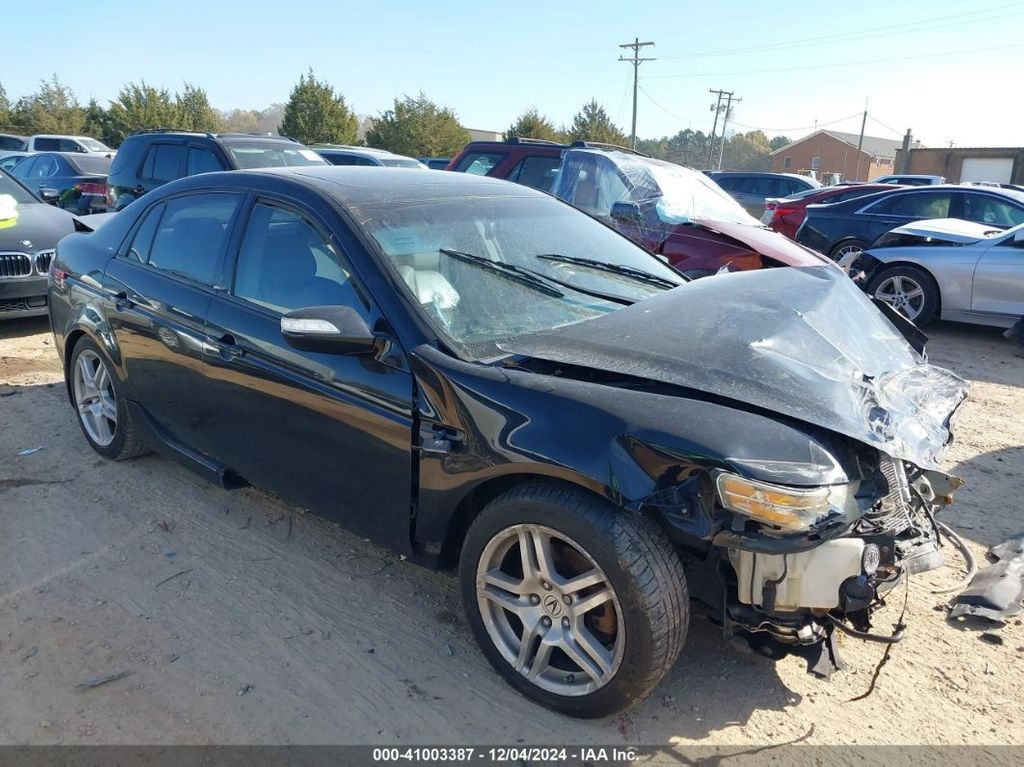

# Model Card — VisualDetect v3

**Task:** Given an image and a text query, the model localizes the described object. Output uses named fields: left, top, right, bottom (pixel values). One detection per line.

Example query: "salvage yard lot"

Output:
left=1, top=316, right=1022, bottom=746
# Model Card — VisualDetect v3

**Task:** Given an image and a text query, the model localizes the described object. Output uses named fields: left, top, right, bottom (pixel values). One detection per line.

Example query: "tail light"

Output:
left=75, top=182, right=107, bottom=197
left=763, top=200, right=778, bottom=211
left=773, top=206, right=801, bottom=219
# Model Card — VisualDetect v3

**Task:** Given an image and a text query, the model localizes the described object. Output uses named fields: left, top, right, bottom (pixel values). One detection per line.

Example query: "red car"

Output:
left=763, top=184, right=898, bottom=240
left=551, top=148, right=826, bottom=277
left=445, top=138, right=567, bottom=191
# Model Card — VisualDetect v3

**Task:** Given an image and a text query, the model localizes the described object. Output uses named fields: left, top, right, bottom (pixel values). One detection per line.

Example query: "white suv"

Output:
left=24, top=135, right=114, bottom=154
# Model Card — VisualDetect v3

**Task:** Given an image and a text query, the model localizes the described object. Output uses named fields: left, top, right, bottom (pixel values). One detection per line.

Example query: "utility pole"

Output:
left=855, top=100, right=868, bottom=181
left=707, top=89, right=725, bottom=169
left=619, top=38, right=656, bottom=150
left=716, top=91, right=740, bottom=170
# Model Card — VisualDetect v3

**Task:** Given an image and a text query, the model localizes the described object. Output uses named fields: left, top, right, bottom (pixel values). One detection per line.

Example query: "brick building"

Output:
left=894, top=145, right=1024, bottom=184
left=770, top=129, right=901, bottom=182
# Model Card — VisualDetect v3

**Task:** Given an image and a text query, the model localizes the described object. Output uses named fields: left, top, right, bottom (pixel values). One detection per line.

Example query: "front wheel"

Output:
left=829, top=239, right=869, bottom=272
left=459, top=483, right=689, bottom=717
left=867, top=265, right=940, bottom=326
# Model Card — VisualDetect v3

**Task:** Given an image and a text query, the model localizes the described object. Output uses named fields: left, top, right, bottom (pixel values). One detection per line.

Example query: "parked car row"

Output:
left=0, top=132, right=115, bottom=154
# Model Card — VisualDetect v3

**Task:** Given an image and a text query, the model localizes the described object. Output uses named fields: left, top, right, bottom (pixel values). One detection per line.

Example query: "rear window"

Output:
left=379, top=158, right=424, bottom=168
left=454, top=152, right=507, bottom=175
left=0, top=136, right=25, bottom=151
left=221, top=140, right=327, bottom=169
left=68, top=155, right=113, bottom=174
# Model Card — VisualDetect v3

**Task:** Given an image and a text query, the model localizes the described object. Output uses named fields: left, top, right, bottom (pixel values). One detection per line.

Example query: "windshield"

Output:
left=221, top=140, right=328, bottom=169
left=0, top=171, right=39, bottom=206
left=79, top=138, right=112, bottom=152
left=355, top=194, right=685, bottom=360
left=554, top=149, right=758, bottom=230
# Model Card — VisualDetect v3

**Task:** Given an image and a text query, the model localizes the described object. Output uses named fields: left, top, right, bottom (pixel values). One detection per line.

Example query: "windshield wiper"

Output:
left=536, top=254, right=681, bottom=290
left=438, top=248, right=564, bottom=298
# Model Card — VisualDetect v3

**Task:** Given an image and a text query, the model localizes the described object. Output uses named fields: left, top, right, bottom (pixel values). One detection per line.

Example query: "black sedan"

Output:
left=10, top=151, right=113, bottom=214
left=796, top=184, right=1024, bottom=263
left=0, top=169, right=81, bottom=318
left=50, top=167, right=967, bottom=716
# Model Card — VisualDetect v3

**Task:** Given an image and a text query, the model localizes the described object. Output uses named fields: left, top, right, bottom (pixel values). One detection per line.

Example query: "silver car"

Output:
left=853, top=218, right=1024, bottom=327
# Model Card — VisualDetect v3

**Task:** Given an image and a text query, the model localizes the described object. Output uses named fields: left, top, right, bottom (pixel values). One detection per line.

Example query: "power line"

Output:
left=655, top=3, right=1024, bottom=59
left=866, top=115, right=905, bottom=138
left=647, top=41, right=1024, bottom=80
left=728, top=112, right=863, bottom=134
left=618, top=38, right=656, bottom=150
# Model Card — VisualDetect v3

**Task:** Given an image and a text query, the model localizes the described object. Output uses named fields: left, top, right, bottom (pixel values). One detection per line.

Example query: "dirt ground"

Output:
left=1, top=315, right=1022, bottom=747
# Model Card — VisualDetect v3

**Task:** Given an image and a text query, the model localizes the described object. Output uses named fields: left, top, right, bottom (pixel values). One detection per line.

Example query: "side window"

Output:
left=509, top=155, right=561, bottom=191
left=783, top=156, right=792, bottom=169
left=147, top=193, right=240, bottom=285
left=713, top=175, right=739, bottom=192
left=34, top=138, right=59, bottom=151
left=869, top=192, right=951, bottom=218
left=11, top=157, right=36, bottom=178
left=328, top=154, right=359, bottom=166
left=962, top=194, right=1024, bottom=227
left=454, top=152, right=506, bottom=176
left=58, top=139, right=80, bottom=152
left=141, top=144, right=184, bottom=182
left=232, top=202, right=366, bottom=315
left=125, top=203, right=165, bottom=263
left=32, top=156, right=59, bottom=178
left=186, top=147, right=224, bottom=176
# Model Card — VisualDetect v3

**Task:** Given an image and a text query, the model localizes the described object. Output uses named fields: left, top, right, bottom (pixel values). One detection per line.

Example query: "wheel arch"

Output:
left=426, top=471, right=621, bottom=570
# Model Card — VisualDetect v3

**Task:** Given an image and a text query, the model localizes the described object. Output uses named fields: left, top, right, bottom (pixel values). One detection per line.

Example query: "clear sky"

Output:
left=4, top=0, right=1023, bottom=147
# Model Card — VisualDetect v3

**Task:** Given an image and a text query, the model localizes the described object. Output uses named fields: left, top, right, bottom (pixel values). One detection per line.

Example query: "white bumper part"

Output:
left=729, top=538, right=865, bottom=611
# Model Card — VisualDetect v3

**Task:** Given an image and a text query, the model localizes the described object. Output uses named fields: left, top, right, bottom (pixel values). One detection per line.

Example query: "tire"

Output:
left=69, top=335, right=149, bottom=461
left=867, top=264, right=940, bottom=326
left=459, top=482, right=689, bottom=717
left=828, top=239, right=869, bottom=271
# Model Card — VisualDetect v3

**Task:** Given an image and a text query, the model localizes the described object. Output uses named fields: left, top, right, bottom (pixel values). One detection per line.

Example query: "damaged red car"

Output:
left=551, top=148, right=827, bottom=278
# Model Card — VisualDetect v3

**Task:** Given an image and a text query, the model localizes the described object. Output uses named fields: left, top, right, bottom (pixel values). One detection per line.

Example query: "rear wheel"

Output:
left=459, top=483, right=689, bottom=717
left=69, top=336, right=149, bottom=461
left=867, top=265, right=940, bottom=326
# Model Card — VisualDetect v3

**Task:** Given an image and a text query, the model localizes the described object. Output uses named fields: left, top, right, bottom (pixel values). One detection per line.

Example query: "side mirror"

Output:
left=39, top=188, right=60, bottom=204
left=1014, top=229, right=1024, bottom=248
left=610, top=200, right=643, bottom=224
left=280, top=305, right=377, bottom=355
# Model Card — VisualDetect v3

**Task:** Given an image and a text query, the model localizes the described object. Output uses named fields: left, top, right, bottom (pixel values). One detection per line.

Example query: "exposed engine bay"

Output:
left=716, top=454, right=963, bottom=676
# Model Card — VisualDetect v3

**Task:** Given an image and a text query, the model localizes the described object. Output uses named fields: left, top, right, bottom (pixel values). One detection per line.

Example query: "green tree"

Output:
left=365, top=92, right=470, bottom=156
left=82, top=98, right=112, bottom=145
left=176, top=83, right=221, bottom=133
left=220, top=108, right=260, bottom=133
left=105, top=82, right=180, bottom=146
left=279, top=70, right=357, bottom=145
left=769, top=135, right=792, bottom=151
left=10, top=75, right=85, bottom=134
left=720, top=130, right=772, bottom=171
left=506, top=108, right=563, bottom=142
left=566, top=100, right=627, bottom=145
left=0, top=82, right=10, bottom=128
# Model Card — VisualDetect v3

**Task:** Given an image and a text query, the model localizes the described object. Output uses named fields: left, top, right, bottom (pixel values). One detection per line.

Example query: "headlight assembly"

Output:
left=716, top=472, right=847, bottom=532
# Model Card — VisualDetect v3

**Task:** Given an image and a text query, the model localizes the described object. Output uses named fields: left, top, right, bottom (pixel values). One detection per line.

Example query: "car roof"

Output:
left=169, top=166, right=542, bottom=206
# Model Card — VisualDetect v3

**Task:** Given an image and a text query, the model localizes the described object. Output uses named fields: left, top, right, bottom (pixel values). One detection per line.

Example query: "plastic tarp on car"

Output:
left=551, top=149, right=758, bottom=242
left=500, top=263, right=969, bottom=471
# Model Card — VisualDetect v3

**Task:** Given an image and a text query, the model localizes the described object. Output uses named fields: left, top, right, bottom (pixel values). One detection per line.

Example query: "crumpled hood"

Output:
left=693, top=218, right=828, bottom=267
left=500, top=265, right=968, bottom=470
left=883, top=217, right=1006, bottom=245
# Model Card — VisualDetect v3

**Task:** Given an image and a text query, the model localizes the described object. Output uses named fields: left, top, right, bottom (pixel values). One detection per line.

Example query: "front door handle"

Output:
left=205, top=333, right=244, bottom=360
left=111, top=290, right=133, bottom=311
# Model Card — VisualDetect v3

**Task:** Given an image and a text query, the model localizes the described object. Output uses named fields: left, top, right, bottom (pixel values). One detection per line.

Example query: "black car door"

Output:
left=102, top=191, right=243, bottom=447
left=861, top=190, right=956, bottom=243
left=200, top=195, right=415, bottom=548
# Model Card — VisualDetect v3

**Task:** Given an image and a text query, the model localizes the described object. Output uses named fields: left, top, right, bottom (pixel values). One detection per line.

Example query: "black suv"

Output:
left=106, top=130, right=327, bottom=210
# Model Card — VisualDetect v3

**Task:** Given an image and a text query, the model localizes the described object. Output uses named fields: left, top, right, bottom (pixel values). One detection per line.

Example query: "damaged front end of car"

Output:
left=704, top=457, right=963, bottom=676
left=497, top=264, right=970, bottom=677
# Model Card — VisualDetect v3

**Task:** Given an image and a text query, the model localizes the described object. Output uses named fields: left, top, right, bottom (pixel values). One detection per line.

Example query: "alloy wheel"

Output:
left=73, top=350, right=117, bottom=446
left=833, top=243, right=865, bottom=274
left=874, top=274, right=926, bottom=320
left=475, top=524, right=625, bottom=697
